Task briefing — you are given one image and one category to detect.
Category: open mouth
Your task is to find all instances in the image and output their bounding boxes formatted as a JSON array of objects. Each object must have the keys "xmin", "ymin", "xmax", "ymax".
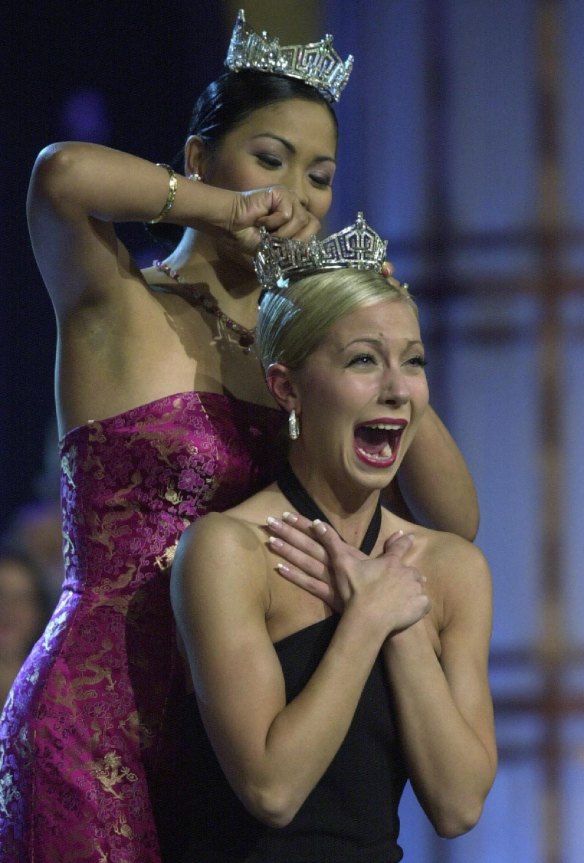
[{"xmin": 354, "ymin": 421, "xmax": 406, "ymax": 467}]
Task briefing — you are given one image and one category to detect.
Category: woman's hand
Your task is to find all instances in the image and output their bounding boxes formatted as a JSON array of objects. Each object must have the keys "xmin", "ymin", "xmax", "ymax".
[
  {"xmin": 267, "ymin": 513, "xmax": 430, "ymax": 634},
  {"xmin": 226, "ymin": 185, "xmax": 321, "ymax": 253},
  {"xmin": 266, "ymin": 511, "xmax": 361, "ymax": 612},
  {"xmin": 309, "ymin": 521, "xmax": 430, "ymax": 635},
  {"xmin": 381, "ymin": 259, "xmax": 410, "ymax": 291}
]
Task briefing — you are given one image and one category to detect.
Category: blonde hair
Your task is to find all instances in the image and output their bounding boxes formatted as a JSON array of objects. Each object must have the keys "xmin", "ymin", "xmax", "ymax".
[{"xmin": 256, "ymin": 269, "xmax": 417, "ymax": 371}]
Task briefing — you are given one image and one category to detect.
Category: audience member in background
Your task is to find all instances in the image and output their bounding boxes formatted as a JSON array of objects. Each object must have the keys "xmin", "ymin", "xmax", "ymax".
[
  {"xmin": 0, "ymin": 547, "xmax": 53, "ymax": 708},
  {"xmin": 3, "ymin": 417, "xmax": 65, "ymax": 604}
]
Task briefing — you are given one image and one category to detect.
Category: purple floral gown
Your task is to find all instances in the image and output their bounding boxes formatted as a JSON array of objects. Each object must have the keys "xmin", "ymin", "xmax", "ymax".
[{"xmin": 0, "ymin": 392, "xmax": 284, "ymax": 863}]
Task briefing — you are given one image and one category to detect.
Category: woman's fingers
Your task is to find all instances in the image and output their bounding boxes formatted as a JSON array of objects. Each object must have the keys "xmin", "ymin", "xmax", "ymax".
[
  {"xmin": 381, "ymin": 260, "xmax": 408, "ymax": 290},
  {"xmin": 268, "ymin": 516, "xmax": 428, "ymax": 630},
  {"xmin": 233, "ymin": 186, "xmax": 320, "ymax": 246},
  {"xmin": 266, "ymin": 513, "xmax": 369, "ymax": 613},
  {"xmin": 309, "ymin": 519, "xmax": 367, "ymax": 566},
  {"xmin": 266, "ymin": 513, "xmax": 329, "ymax": 574},
  {"xmin": 275, "ymin": 563, "xmax": 341, "ymax": 611},
  {"xmin": 256, "ymin": 195, "xmax": 320, "ymax": 239},
  {"xmin": 266, "ymin": 512, "xmax": 336, "ymax": 606}
]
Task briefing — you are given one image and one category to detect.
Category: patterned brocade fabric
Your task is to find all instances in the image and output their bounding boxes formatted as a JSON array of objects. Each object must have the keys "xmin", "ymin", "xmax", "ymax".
[{"xmin": 0, "ymin": 392, "xmax": 284, "ymax": 863}]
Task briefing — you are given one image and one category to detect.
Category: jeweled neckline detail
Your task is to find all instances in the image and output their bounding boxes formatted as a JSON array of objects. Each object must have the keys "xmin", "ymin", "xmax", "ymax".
[{"xmin": 153, "ymin": 260, "xmax": 256, "ymax": 353}]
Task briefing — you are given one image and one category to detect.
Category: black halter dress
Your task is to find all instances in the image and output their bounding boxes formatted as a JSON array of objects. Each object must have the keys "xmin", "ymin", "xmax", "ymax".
[{"xmin": 180, "ymin": 464, "xmax": 407, "ymax": 863}]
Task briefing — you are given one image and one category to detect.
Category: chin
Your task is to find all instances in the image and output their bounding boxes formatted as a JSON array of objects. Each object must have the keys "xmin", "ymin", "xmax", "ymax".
[{"xmin": 343, "ymin": 462, "xmax": 395, "ymax": 495}]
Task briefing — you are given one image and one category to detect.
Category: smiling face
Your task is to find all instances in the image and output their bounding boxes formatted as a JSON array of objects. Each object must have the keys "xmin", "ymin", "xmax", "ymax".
[
  {"xmin": 287, "ymin": 299, "xmax": 429, "ymax": 499},
  {"xmin": 197, "ymin": 98, "xmax": 337, "ymax": 223}
]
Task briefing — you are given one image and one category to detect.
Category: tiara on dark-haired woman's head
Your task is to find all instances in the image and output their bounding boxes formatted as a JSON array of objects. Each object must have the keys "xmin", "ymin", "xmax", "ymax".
[{"xmin": 225, "ymin": 9, "xmax": 353, "ymax": 103}]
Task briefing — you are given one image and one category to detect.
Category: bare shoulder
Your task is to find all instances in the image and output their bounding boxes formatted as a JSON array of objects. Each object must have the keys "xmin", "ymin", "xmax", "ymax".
[
  {"xmin": 226, "ymin": 482, "xmax": 282, "ymax": 521},
  {"xmin": 171, "ymin": 486, "xmax": 290, "ymax": 612},
  {"xmin": 423, "ymin": 528, "xmax": 489, "ymax": 576},
  {"xmin": 171, "ymin": 510, "xmax": 272, "ymax": 625},
  {"xmin": 385, "ymin": 511, "xmax": 488, "ymax": 581},
  {"xmin": 416, "ymin": 528, "xmax": 492, "ymax": 634},
  {"xmin": 176, "ymin": 510, "xmax": 265, "ymax": 570},
  {"xmin": 394, "ymin": 517, "xmax": 491, "ymax": 614}
]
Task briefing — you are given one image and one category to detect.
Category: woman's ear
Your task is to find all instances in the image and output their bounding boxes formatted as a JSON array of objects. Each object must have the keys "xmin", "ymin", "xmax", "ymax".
[
  {"xmin": 265, "ymin": 364, "xmax": 300, "ymax": 414},
  {"xmin": 184, "ymin": 135, "xmax": 208, "ymax": 180}
]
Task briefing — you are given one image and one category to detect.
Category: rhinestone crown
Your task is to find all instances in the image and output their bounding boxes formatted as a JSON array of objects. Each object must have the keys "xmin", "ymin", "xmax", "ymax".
[
  {"xmin": 225, "ymin": 9, "xmax": 353, "ymax": 103},
  {"xmin": 254, "ymin": 212, "xmax": 388, "ymax": 290}
]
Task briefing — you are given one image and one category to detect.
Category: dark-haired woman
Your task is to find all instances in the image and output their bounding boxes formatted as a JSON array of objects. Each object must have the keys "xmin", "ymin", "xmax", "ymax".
[{"xmin": 0, "ymin": 20, "xmax": 478, "ymax": 863}]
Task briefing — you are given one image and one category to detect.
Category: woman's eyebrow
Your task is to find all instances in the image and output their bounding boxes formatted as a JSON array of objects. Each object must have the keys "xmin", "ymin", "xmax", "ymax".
[
  {"xmin": 342, "ymin": 337, "xmax": 424, "ymax": 351},
  {"xmin": 250, "ymin": 132, "xmax": 336, "ymax": 164}
]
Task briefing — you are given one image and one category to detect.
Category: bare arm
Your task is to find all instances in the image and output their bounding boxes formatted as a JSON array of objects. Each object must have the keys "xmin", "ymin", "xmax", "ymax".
[
  {"xmin": 170, "ymin": 514, "xmax": 429, "ymax": 827},
  {"xmin": 27, "ymin": 141, "xmax": 319, "ymax": 315},
  {"xmin": 265, "ymin": 518, "xmax": 496, "ymax": 835},
  {"xmin": 387, "ymin": 405, "xmax": 480, "ymax": 540},
  {"xmin": 383, "ymin": 538, "xmax": 496, "ymax": 837}
]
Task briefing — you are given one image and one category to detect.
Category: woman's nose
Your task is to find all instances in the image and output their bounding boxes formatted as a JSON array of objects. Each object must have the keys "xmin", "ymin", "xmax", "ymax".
[
  {"xmin": 286, "ymin": 170, "xmax": 310, "ymax": 209},
  {"xmin": 381, "ymin": 369, "xmax": 410, "ymax": 407}
]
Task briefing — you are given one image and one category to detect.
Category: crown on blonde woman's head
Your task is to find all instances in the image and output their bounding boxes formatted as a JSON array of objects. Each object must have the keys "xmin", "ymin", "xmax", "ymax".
[
  {"xmin": 225, "ymin": 9, "xmax": 353, "ymax": 103},
  {"xmin": 254, "ymin": 212, "xmax": 388, "ymax": 291}
]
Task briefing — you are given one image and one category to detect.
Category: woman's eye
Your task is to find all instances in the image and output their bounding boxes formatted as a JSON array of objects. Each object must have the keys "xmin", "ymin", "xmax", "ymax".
[
  {"xmin": 256, "ymin": 153, "xmax": 282, "ymax": 168},
  {"xmin": 405, "ymin": 355, "xmax": 428, "ymax": 369},
  {"xmin": 348, "ymin": 353, "xmax": 377, "ymax": 367},
  {"xmin": 310, "ymin": 173, "xmax": 332, "ymax": 188}
]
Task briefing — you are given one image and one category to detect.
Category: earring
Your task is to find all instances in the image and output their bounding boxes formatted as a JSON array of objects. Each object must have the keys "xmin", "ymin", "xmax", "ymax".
[
  {"xmin": 288, "ymin": 409, "xmax": 300, "ymax": 440},
  {"xmin": 188, "ymin": 172, "xmax": 202, "ymax": 182}
]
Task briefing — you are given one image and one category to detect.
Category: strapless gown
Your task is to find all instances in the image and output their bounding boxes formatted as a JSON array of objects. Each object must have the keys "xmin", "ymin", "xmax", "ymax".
[{"xmin": 0, "ymin": 391, "xmax": 285, "ymax": 863}]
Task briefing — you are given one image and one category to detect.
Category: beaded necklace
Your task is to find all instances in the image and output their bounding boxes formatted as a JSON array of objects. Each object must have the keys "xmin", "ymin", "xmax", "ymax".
[{"xmin": 153, "ymin": 260, "xmax": 256, "ymax": 353}]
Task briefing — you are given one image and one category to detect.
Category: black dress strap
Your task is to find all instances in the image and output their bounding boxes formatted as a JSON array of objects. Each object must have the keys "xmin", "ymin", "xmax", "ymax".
[{"xmin": 276, "ymin": 461, "xmax": 382, "ymax": 556}]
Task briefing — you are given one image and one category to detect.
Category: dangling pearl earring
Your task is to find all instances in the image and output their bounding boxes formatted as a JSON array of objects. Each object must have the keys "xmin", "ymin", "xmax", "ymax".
[
  {"xmin": 288, "ymin": 409, "xmax": 300, "ymax": 440},
  {"xmin": 188, "ymin": 172, "xmax": 202, "ymax": 182}
]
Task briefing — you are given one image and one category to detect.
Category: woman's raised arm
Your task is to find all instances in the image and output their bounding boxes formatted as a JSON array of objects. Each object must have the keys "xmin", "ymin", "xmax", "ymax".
[
  {"xmin": 27, "ymin": 141, "xmax": 319, "ymax": 314},
  {"xmin": 388, "ymin": 405, "xmax": 480, "ymax": 540}
]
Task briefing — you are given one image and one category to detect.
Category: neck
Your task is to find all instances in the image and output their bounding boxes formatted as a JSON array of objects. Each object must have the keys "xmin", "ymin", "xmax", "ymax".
[
  {"xmin": 168, "ymin": 229, "xmax": 261, "ymax": 298},
  {"xmin": 286, "ymin": 453, "xmax": 382, "ymax": 549}
]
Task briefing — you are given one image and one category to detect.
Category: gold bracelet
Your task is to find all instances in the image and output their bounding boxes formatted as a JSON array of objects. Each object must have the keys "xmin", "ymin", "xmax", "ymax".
[{"xmin": 148, "ymin": 163, "xmax": 178, "ymax": 224}]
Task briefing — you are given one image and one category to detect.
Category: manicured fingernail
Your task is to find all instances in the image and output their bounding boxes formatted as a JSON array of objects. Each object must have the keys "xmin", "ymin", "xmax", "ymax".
[
  {"xmin": 283, "ymin": 512, "xmax": 298, "ymax": 524},
  {"xmin": 276, "ymin": 563, "xmax": 291, "ymax": 574},
  {"xmin": 311, "ymin": 519, "xmax": 327, "ymax": 535},
  {"xmin": 268, "ymin": 537, "xmax": 284, "ymax": 549},
  {"xmin": 266, "ymin": 516, "xmax": 282, "ymax": 528}
]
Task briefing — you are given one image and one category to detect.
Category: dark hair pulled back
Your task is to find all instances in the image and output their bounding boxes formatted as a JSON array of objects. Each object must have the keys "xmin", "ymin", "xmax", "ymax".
[
  {"xmin": 189, "ymin": 69, "xmax": 337, "ymax": 150},
  {"xmin": 148, "ymin": 70, "xmax": 338, "ymax": 248}
]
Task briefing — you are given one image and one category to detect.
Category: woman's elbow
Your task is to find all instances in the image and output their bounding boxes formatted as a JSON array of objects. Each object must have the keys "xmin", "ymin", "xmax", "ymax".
[
  {"xmin": 431, "ymin": 793, "xmax": 486, "ymax": 839},
  {"xmin": 241, "ymin": 781, "xmax": 302, "ymax": 829},
  {"xmin": 462, "ymin": 508, "xmax": 480, "ymax": 543},
  {"xmin": 31, "ymin": 143, "xmax": 72, "ymax": 186},
  {"xmin": 28, "ymin": 142, "xmax": 87, "ymax": 211}
]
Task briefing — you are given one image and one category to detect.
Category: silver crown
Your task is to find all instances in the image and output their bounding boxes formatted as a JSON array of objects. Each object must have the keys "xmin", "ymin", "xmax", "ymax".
[
  {"xmin": 254, "ymin": 212, "xmax": 388, "ymax": 290},
  {"xmin": 225, "ymin": 9, "xmax": 353, "ymax": 103}
]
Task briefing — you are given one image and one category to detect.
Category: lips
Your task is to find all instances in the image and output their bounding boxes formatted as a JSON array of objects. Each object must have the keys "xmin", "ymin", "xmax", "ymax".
[{"xmin": 354, "ymin": 420, "xmax": 406, "ymax": 468}]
